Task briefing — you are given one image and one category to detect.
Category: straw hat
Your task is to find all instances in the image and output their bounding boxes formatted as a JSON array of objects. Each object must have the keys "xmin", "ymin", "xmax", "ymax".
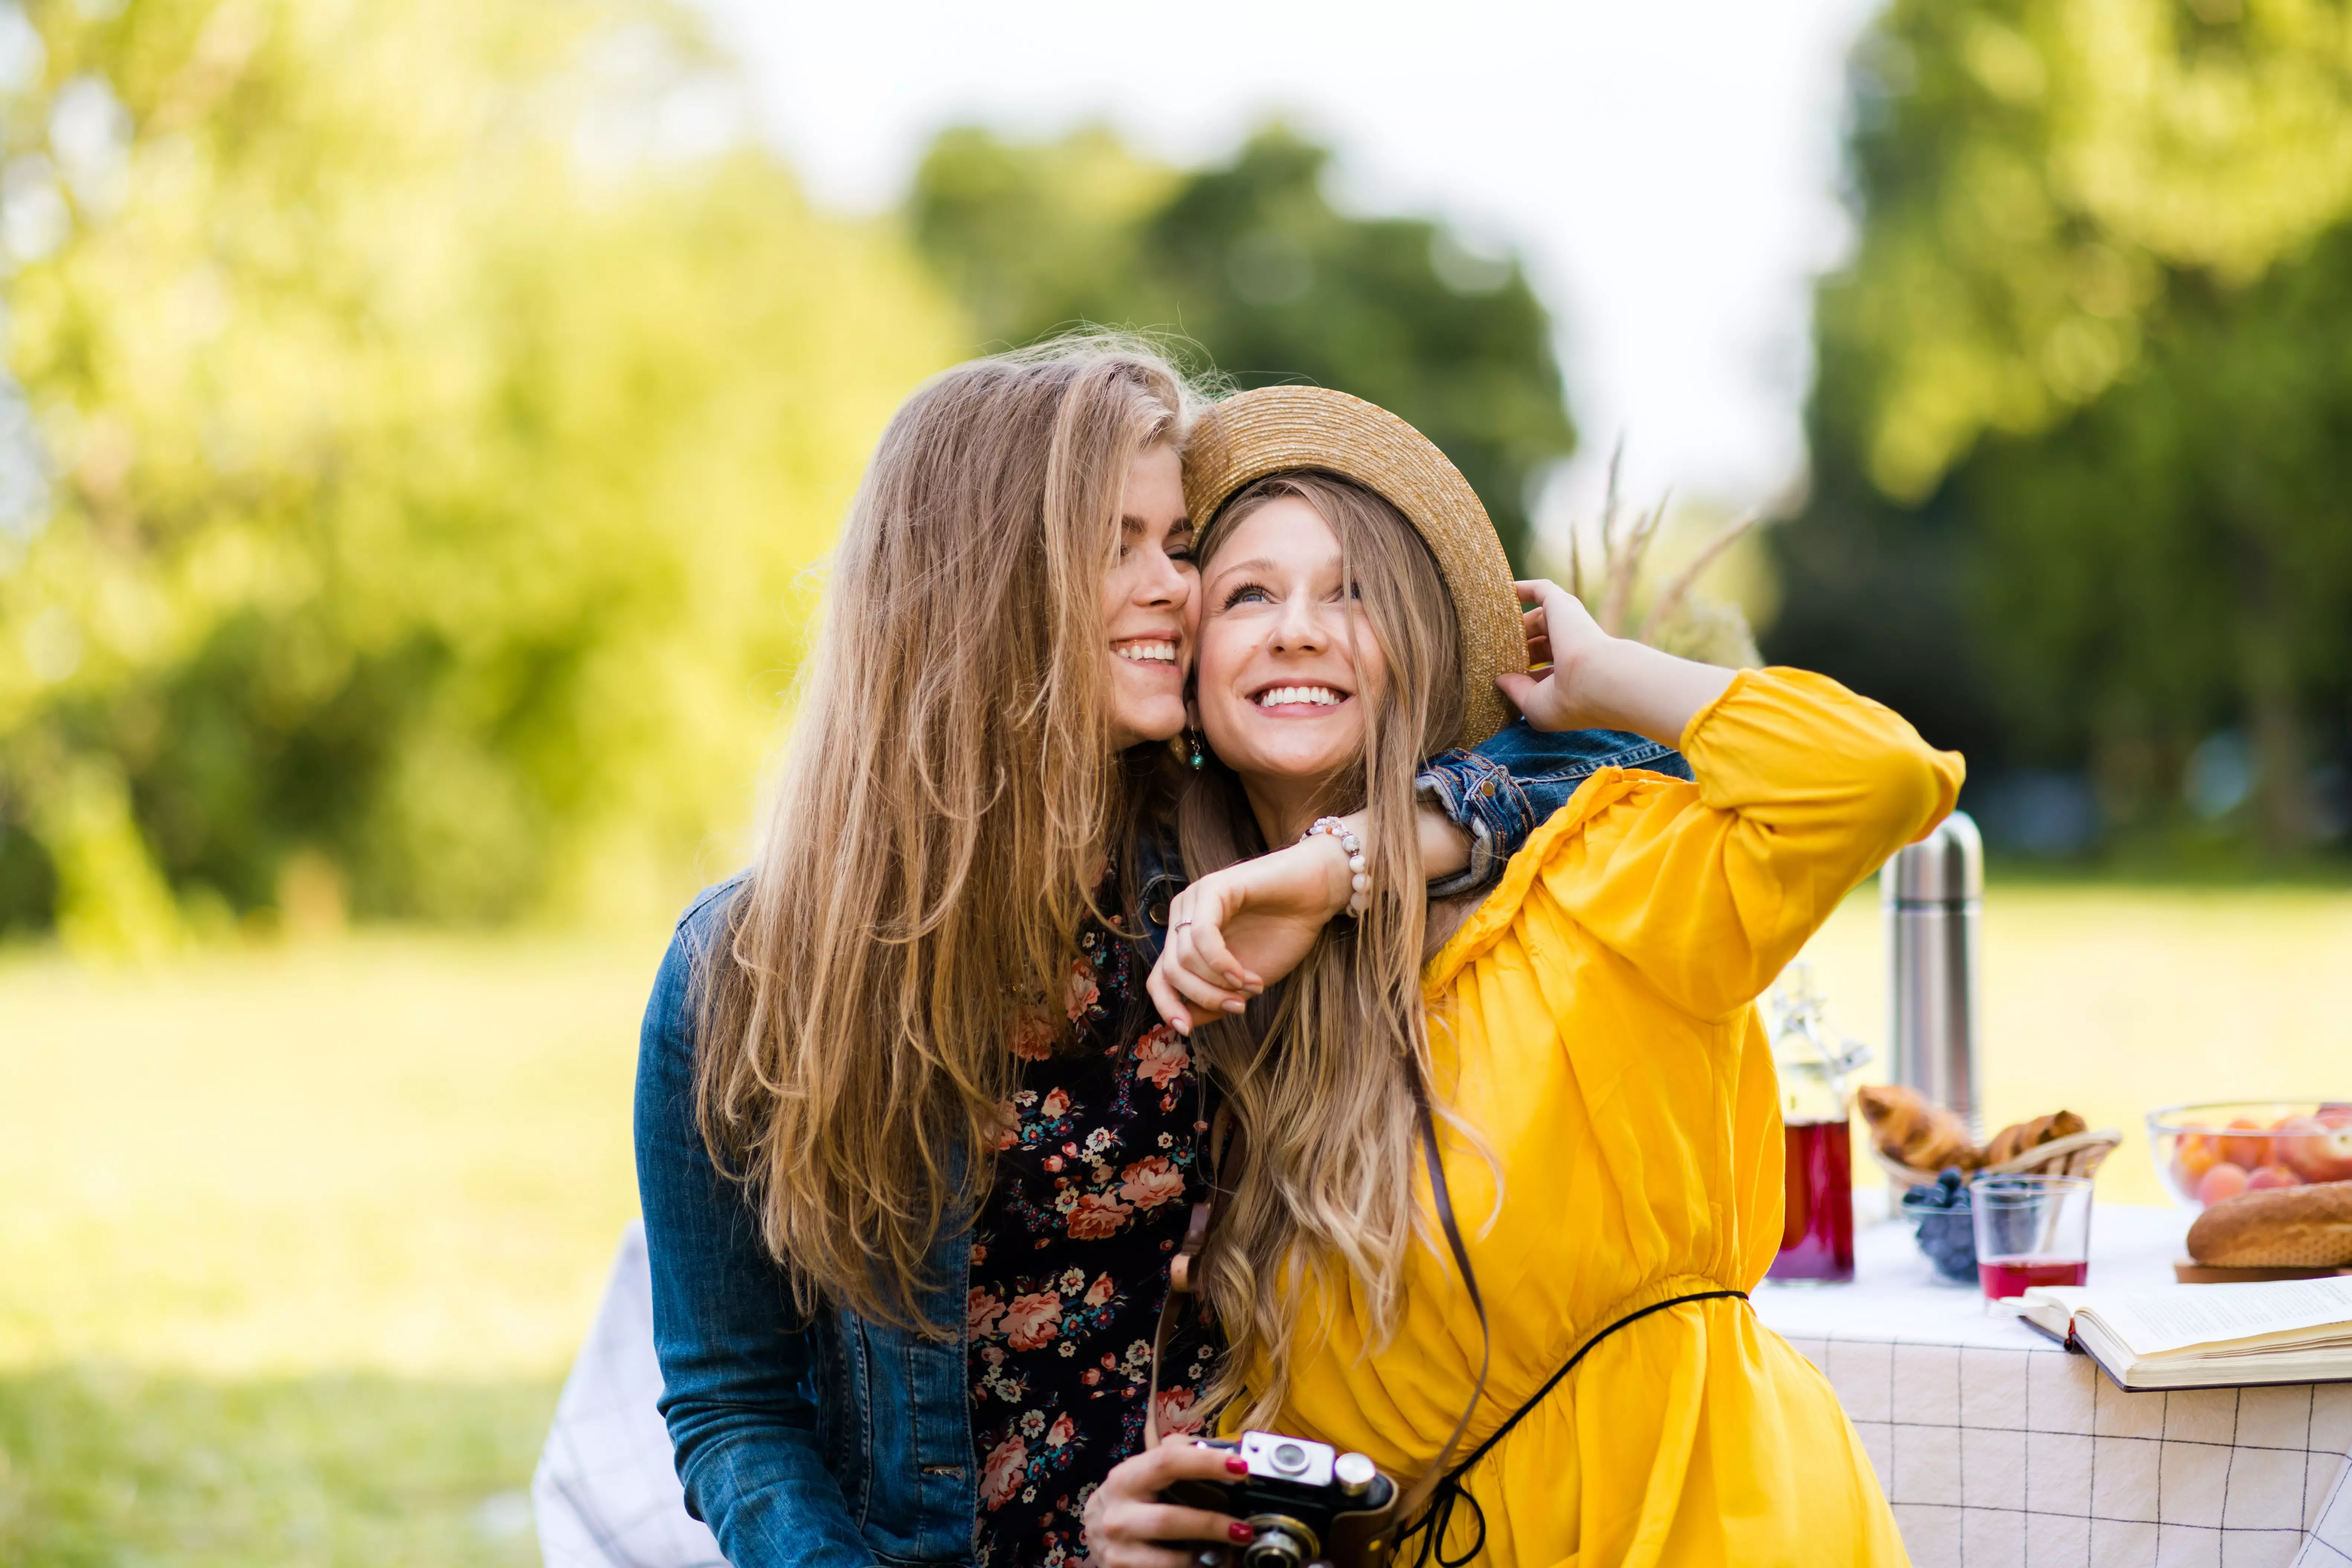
[{"xmin": 1182, "ymin": 386, "xmax": 1527, "ymax": 747}]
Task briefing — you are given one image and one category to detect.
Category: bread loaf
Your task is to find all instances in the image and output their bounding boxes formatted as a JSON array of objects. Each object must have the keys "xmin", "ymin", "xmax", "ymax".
[
  {"xmin": 1982, "ymin": 1109, "xmax": 2087, "ymax": 1168},
  {"xmin": 2187, "ymin": 1180, "xmax": 2352, "ymax": 1268},
  {"xmin": 1855, "ymin": 1083, "xmax": 1978, "ymax": 1173}
]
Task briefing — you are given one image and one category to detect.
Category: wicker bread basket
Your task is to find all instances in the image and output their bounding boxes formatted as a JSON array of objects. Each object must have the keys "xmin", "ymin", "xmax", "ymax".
[{"xmin": 1873, "ymin": 1127, "xmax": 2123, "ymax": 1192}]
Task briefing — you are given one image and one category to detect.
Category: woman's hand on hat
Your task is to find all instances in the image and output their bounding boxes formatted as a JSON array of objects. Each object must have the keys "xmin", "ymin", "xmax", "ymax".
[
  {"xmin": 1495, "ymin": 578, "xmax": 1733, "ymax": 747},
  {"xmin": 1493, "ymin": 578, "xmax": 1615, "ymax": 731},
  {"xmin": 1146, "ymin": 836, "xmax": 1352, "ymax": 1033}
]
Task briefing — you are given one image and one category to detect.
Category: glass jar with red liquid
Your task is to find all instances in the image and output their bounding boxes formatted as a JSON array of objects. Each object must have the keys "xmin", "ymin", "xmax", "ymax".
[{"xmin": 1766, "ymin": 967, "xmax": 1865, "ymax": 1283}]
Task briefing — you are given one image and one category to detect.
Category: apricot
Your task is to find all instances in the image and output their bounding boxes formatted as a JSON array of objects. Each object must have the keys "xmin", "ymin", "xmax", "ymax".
[
  {"xmin": 2319, "ymin": 1104, "xmax": 2352, "ymax": 1129},
  {"xmin": 2196, "ymin": 1162, "xmax": 2249, "ymax": 1206},
  {"xmin": 2174, "ymin": 1134, "xmax": 2219, "ymax": 1181},
  {"xmin": 2247, "ymin": 1164, "xmax": 2304, "ymax": 1191},
  {"xmin": 2278, "ymin": 1114, "xmax": 2352, "ymax": 1183},
  {"xmin": 2218, "ymin": 1118, "xmax": 2271, "ymax": 1171}
]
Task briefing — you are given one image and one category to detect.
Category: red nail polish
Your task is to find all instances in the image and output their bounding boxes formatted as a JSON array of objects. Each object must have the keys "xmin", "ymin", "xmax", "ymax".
[
  {"xmin": 1225, "ymin": 1455, "xmax": 1250, "ymax": 1476},
  {"xmin": 1228, "ymin": 1520, "xmax": 1256, "ymax": 1542}
]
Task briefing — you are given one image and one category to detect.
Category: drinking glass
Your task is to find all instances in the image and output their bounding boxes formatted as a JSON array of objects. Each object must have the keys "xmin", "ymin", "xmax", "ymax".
[{"xmin": 1970, "ymin": 1174, "xmax": 2093, "ymax": 1305}]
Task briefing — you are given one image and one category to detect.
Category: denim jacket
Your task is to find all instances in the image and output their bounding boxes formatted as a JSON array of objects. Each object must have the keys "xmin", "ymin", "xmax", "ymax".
[{"xmin": 635, "ymin": 725, "xmax": 1688, "ymax": 1567}]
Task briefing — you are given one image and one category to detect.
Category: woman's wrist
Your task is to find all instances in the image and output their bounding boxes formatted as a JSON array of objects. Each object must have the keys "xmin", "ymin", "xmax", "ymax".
[
  {"xmin": 1290, "ymin": 831, "xmax": 1356, "ymax": 921},
  {"xmin": 1570, "ymin": 636, "xmax": 1735, "ymax": 749}
]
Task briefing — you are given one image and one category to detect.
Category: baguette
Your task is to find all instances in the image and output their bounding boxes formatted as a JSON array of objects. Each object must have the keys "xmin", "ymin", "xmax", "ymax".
[{"xmin": 2186, "ymin": 1180, "xmax": 2352, "ymax": 1268}]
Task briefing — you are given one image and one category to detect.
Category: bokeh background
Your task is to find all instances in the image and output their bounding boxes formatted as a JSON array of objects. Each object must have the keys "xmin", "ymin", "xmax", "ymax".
[{"xmin": 2, "ymin": 0, "xmax": 2347, "ymax": 1562}]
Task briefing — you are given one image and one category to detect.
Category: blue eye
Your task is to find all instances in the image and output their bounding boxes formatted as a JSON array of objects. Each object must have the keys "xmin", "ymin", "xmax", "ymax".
[{"xmin": 1221, "ymin": 583, "xmax": 1268, "ymax": 610}]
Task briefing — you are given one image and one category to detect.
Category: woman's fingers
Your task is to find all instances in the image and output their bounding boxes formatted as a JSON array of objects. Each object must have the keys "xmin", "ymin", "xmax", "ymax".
[
  {"xmin": 1176, "ymin": 879, "xmax": 1259, "ymax": 989},
  {"xmin": 1082, "ymin": 1441, "xmax": 1249, "ymax": 1567},
  {"xmin": 1150, "ymin": 932, "xmax": 1248, "ymax": 1029},
  {"xmin": 1179, "ymin": 915, "xmax": 1259, "ymax": 996},
  {"xmin": 1085, "ymin": 1540, "xmax": 1226, "ymax": 1568},
  {"xmin": 1153, "ymin": 887, "xmax": 1255, "ymax": 1025},
  {"xmin": 1144, "ymin": 962, "xmax": 1191, "ymax": 1033},
  {"xmin": 1112, "ymin": 1502, "xmax": 1249, "ymax": 1545},
  {"xmin": 1160, "ymin": 947, "xmax": 1249, "ymax": 1020}
]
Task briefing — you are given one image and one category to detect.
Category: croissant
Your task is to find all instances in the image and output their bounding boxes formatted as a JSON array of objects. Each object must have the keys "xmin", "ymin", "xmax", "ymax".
[
  {"xmin": 1980, "ymin": 1109, "xmax": 2086, "ymax": 1168},
  {"xmin": 1855, "ymin": 1084, "xmax": 1979, "ymax": 1173}
]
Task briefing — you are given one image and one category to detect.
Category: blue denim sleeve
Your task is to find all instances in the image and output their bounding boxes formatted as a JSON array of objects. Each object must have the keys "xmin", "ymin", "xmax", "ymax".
[
  {"xmin": 636, "ymin": 891, "xmax": 876, "ymax": 1568},
  {"xmin": 1417, "ymin": 720, "xmax": 1694, "ymax": 897}
]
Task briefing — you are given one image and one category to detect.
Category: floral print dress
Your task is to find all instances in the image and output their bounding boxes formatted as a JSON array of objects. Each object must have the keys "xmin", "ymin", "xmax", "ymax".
[{"xmin": 967, "ymin": 895, "xmax": 1219, "ymax": 1567}]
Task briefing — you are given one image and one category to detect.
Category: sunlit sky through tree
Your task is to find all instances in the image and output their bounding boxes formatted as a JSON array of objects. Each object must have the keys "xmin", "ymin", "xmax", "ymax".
[{"xmin": 695, "ymin": 0, "xmax": 1880, "ymax": 541}]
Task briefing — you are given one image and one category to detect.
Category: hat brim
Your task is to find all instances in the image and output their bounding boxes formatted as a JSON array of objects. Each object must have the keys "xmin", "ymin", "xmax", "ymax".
[{"xmin": 1181, "ymin": 386, "xmax": 1527, "ymax": 748}]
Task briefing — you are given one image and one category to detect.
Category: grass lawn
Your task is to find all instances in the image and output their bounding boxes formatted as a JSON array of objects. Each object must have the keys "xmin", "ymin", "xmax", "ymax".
[
  {"xmin": 0, "ymin": 931, "xmax": 662, "ymax": 1565},
  {"xmin": 1798, "ymin": 883, "xmax": 2352, "ymax": 1205},
  {"xmin": 1, "ymin": 885, "xmax": 2347, "ymax": 1561}
]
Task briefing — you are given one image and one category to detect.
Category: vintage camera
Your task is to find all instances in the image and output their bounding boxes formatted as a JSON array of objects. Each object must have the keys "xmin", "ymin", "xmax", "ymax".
[{"xmin": 1163, "ymin": 1430, "xmax": 1399, "ymax": 1568}]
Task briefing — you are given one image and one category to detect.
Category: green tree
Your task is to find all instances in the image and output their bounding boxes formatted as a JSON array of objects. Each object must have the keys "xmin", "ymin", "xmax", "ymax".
[
  {"xmin": 1775, "ymin": 0, "xmax": 2352, "ymax": 856},
  {"xmin": 911, "ymin": 124, "xmax": 1576, "ymax": 572},
  {"xmin": 0, "ymin": 0, "xmax": 960, "ymax": 948}
]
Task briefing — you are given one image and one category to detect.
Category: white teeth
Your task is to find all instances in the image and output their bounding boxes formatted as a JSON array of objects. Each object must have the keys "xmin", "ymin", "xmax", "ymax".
[
  {"xmin": 1255, "ymin": 686, "xmax": 1343, "ymax": 708},
  {"xmin": 1115, "ymin": 642, "xmax": 1175, "ymax": 663}
]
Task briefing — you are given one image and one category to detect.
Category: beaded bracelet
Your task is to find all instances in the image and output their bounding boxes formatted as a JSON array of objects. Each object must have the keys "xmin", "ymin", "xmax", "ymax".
[{"xmin": 1301, "ymin": 816, "xmax": 1370, "ymax": 918}]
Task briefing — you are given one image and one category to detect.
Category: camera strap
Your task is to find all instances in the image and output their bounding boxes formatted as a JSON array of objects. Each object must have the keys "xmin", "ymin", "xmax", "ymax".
[{"xmin": 1142, "ymin": 1067, "xmax": 1492, "ymax": 1530}]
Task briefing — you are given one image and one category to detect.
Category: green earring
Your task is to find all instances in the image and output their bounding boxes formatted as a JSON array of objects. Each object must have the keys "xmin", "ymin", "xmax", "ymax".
[{"xmin": 1186, "ymin": 727, "xmax": 1206, "ymax": 770}]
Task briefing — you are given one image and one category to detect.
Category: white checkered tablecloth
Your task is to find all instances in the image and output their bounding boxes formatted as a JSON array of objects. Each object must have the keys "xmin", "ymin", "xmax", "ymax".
[
  {"xmin": 536, "ymin": 1209, "xmax": 2352, "ymax": 1568},
  {"xmin": 1754, "ymin": 1204, "xmax": 2352, "ymax": 1568},
  {"xmin": 533, "ymin": 1220, "xmax": 724, "ymax": 1568}
]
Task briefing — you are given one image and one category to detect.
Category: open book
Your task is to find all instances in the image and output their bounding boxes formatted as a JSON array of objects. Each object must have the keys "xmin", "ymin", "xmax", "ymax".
[{"xmin": 2020, "ymin": 1277, "xmax": 2352, "ymax": 1391}]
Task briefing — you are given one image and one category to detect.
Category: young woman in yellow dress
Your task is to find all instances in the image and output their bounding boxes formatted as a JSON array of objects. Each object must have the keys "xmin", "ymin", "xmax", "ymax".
[{"xmin": 1082, "ymin": 388, "xmax": 1956, "ymax": 1567}]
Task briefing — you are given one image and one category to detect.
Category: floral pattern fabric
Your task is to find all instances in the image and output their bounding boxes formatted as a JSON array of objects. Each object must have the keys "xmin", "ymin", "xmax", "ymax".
[{"xmin": 967, "ymin": 900, "xmax": 1218, "ymax": 1567}]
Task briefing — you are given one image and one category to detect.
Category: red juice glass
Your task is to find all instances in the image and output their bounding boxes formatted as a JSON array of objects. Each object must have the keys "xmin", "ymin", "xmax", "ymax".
[
  {"xmin": 1970, "ymin": 1174, "xmax": 2093, "ymax": 1306},
  {"xmin": 1769, "ymin": 1119, "xmax": 1855, "ymax": 1283}
]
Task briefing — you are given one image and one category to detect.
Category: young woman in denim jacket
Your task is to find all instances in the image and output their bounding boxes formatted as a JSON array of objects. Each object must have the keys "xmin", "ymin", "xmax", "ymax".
[{"xmin": 633, "ymin": 339, "xmax": 1684, "ymax": 1567}]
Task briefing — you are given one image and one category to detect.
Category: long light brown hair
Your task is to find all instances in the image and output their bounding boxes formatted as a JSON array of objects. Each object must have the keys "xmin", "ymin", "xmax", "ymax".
[
  {"xmin": 695, "ymin": 338, "xmax": 1199, "ymax": 1330},
  {"xmin": 1177, "ymin": 471, "xmax": 1472, "ymax": 1426}
]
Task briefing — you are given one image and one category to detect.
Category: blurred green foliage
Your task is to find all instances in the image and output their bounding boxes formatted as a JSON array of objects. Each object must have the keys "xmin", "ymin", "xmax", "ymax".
[
  {"xmin": 0, "ymin": 0, "xmax": 959, "ymax": 949},
  {"xmin": 909, "ymin": 124, "xmax": 1576, "ymax": 572},
  {"xmin": 1776, "ymin": 0, "xmax": 2352, "ymax": 858}
]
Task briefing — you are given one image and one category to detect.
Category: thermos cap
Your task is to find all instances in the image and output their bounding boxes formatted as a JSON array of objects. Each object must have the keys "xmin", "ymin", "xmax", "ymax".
[{"xmin": 1881, "ymin": 810, "xmax": 1982, "ymax": 905}]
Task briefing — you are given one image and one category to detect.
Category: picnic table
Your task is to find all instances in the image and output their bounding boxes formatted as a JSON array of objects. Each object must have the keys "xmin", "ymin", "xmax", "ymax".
[{"xmin": 1753, "ymin": 1202, "xmax": 2352, "ymax": 1568}]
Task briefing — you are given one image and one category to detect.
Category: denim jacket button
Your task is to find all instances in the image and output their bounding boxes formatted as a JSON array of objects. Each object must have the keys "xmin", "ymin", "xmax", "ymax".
[
  {"xmin": 1480, "ymin": 779, "xmax": 1497, "ymax": 797},
  {"xmin": 1148, "ymin": 898, "xmax": 1169, "ymax": 926}
]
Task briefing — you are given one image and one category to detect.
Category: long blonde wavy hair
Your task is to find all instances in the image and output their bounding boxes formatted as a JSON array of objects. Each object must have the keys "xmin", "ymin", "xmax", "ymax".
[
  {"xmin": 1176, "ymin": 471, "xmax": 1474, "ymax": 1427},
  {"xmin": 694, "ymin": 338, "xmax": 1200, "ymax": 1330}
]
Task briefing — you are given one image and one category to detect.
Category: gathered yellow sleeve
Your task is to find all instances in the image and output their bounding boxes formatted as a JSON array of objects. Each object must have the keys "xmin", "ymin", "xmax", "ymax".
[{"xmin": 1434, "ymin": 666, "xmax": 1963, "ymax": 1020}]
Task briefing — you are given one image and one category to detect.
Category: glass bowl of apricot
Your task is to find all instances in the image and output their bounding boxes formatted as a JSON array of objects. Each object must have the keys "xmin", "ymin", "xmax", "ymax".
[{"xmin": 2148, "ymin": 1101, "xmax": 2352, "ymax": 1210}]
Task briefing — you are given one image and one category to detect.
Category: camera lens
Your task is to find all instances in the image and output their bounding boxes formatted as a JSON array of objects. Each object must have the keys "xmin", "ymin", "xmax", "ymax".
[
  {"xmin": 1243, "ymin": 1528, "xmax": 1308, "ymax": 1568},
  {"xmin": 1270, "ymin": 1441, "xmax": 1308, "ymax": 1474}
]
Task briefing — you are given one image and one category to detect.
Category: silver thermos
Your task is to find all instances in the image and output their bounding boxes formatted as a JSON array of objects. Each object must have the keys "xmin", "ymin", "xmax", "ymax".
[{"xmin": 1883, "ymin": 811, "xmax": 1984, "ymax": 1137}]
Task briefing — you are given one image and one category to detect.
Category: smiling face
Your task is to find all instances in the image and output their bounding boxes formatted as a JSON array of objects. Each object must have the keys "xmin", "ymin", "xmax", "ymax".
[
  {"xmin": 1102, "ymin": 442, "xmax": 1198, "ymax": 750},
  {"xmin": 1194, "ymin": 494, "xmax": 1389, "ymax": 820}
]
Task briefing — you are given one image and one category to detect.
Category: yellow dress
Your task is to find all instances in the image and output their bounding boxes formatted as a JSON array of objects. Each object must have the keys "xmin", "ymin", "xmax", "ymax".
[{"xmin": 1236, "ymin": 669, "xmax": 1963, "ymax": 1567}]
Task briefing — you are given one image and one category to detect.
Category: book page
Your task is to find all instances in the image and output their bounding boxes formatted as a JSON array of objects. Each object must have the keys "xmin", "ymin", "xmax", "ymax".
[
  {"xmin": 2083, "ymin": 1278, "xmax": 2352, "ymax": 1358},
  {"xmin": 2021, "ymin": 1286, "xmax": 2095, "ymax": 1340}
]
